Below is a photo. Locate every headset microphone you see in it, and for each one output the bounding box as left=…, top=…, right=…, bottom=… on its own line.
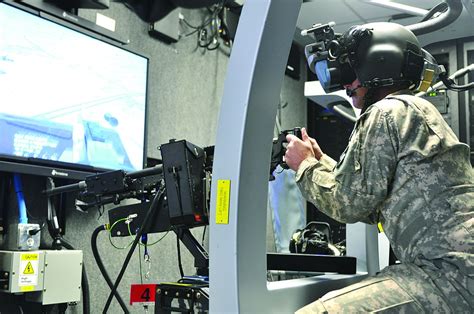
left=346, top=85, right=362, bottom=97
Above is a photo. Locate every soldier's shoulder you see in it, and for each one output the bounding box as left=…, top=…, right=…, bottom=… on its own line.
left=372, top=97, right=409, bottom=114
left=371, top=95, right=429, bottom=122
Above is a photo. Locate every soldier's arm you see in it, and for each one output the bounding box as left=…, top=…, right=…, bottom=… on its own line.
left=296, top=106, right=397, bottom=224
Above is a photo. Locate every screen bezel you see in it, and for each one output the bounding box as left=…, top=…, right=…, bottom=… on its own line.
left=0, top=0, right=149, bottom=181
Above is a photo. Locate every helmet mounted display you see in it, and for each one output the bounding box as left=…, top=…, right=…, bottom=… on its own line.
left=303, top=22, right=431, bottom=93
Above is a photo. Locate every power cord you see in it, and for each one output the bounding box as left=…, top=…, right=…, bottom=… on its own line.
left=91, top=225, right=129, bottom=313
left=45, top=178, right=90, bottom=314
left=176, top=231, right=185, bottom=278
left=102, top=186, right=166, bottom=313
left=201, top=225, right=207, bottom=247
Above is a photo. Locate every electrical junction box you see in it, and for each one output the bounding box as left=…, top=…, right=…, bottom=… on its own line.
left=3, top=223, right=41, bottom=251
left=149, top=7, right=180, bottom=43
left=27, top=250, right=83, bottom=305
left=0, top=250, right=83, bottom=305
left=0, top=250, right=45, bottom=293
left=17, top=224, right=41, bottom=250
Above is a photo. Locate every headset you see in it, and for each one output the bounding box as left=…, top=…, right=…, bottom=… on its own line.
left=302, top=22, right=447, bottom=95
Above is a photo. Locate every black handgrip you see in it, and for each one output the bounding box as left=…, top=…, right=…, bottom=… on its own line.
left=292, top=127, right=302, bottom=140
left=269, top=127, right=302, bottom=180
left=280, top=127, right=302, bottom=170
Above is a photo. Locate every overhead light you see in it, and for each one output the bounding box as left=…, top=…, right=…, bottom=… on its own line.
left=364, top=0, right=429, bottom=17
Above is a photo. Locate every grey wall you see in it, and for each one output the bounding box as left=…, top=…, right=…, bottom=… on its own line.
left=0, top=1, right=307, bottom=313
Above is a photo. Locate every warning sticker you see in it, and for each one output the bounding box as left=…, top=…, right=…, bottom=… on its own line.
left=215, top=179, right=230, bottom=224
left=19, top=253, right=39, bottom=287
left=23, top=262, right=34, bottom=274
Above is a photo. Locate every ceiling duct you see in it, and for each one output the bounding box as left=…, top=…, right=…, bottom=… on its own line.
left=405, top=0, right=463, bottom=35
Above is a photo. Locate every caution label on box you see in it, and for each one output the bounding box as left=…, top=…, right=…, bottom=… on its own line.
left=19, top=253, right=39, bottom=286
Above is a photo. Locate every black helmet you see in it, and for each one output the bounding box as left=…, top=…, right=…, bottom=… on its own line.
left=339, top=22, right=425, bottom=89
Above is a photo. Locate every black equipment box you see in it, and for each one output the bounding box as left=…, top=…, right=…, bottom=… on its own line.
left=155, top=282, right=209, bottom=314
left=160, top=140, right=208, bottom=227
left=108, top=202, right=171, bottom=237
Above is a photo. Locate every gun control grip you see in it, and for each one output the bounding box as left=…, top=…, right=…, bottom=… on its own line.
left=293, top=127, right=302, bottom=139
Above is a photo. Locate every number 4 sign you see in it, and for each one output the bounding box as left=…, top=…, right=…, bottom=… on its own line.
left=130, top=284, right=157, bottom=305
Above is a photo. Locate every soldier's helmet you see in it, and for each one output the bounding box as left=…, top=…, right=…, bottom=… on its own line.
left=334, top=22, right=425, bottom=90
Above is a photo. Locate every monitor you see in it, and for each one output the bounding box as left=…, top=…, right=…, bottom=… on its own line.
left=0, top=1, right=148, bottom=180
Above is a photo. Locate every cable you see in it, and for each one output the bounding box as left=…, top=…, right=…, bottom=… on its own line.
left=201, top=225, right=207, bottom=247
left=13, top=174, right=28, bottom=224
left=407, top=0, right=463, bottom=36
left=198, top=13, right=221, bottom=49
left=176, top=232, right=185, bottom=278
left=91, top=225, right=129, bottom=313
left=102, top=186, right=165, bottom=313
left=59, top=238, right=90, bottom=314
left=439, top=73, right=474, bottom=91
left=421, top=2, right=448, bottom=22
left=108, top=218, right=134, bottom=250
left=172, top=168, right=185, bottom=222
left=180, top=1, right=226, bottom=50
left=44, top=179, right=89, bottom=313
left=127, top=223, right=170, bottom=246
left=182, top=17, right=201, bottom=30
left=416, top=64, right=474, bottom=96
left=138, top=243, right=143, bottom=284
left=147, top=231, right=170, bottom=246
left=108, top=214, right=170, bottom=250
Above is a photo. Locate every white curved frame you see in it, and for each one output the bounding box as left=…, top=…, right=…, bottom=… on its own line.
left=209, top=1, right=378, bottom=312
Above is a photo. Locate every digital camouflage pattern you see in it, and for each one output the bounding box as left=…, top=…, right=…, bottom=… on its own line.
left=295, top=92, right=474, bottom=312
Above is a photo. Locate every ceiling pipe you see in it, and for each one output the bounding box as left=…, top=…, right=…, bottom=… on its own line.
left=361, top=0, right=464, bottom=36
left=406, top=0, right=464, bottom=35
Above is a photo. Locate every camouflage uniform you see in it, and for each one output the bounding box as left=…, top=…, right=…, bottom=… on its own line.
left=295, top=92, right=474, bottom=313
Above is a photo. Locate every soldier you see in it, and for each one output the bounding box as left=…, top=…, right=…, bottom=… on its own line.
left=285, top=22, right=473, bottom=312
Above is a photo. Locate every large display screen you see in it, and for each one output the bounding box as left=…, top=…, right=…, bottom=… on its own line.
left=0, top=2, right=148, bottom=175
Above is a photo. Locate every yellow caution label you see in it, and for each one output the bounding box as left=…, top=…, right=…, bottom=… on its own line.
left=20, top=286, right=34, bottom=292
left=23, top=262, right=35, bottom=275
left=21, top=253, right=38, bottom=261
left=215, top=179, right=230, bottom=224
left=19, top=253, right=39, bottom=287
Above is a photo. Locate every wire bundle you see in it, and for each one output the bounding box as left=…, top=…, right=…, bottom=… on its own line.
left=180, top=0, right=234, bottom=51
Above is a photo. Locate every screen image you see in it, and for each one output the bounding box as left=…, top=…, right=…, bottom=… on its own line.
left=0, top=2, right=148, bottom=173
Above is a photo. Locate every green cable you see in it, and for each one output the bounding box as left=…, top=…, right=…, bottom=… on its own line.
left=148, top=231, right=170, bottom=246
left=108, top=217, right=134, bottom=250
left=108, top=216, right=170, bottom=250
left=127, top=222, right=170, bottom=247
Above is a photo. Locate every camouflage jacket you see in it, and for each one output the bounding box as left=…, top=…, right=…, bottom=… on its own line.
left=296, top=92, right=473, bottom=300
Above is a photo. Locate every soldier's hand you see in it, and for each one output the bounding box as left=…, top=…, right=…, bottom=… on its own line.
left=285, top=127, right=315, bottom=171
left=305, top=129, right=323, bottom=160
